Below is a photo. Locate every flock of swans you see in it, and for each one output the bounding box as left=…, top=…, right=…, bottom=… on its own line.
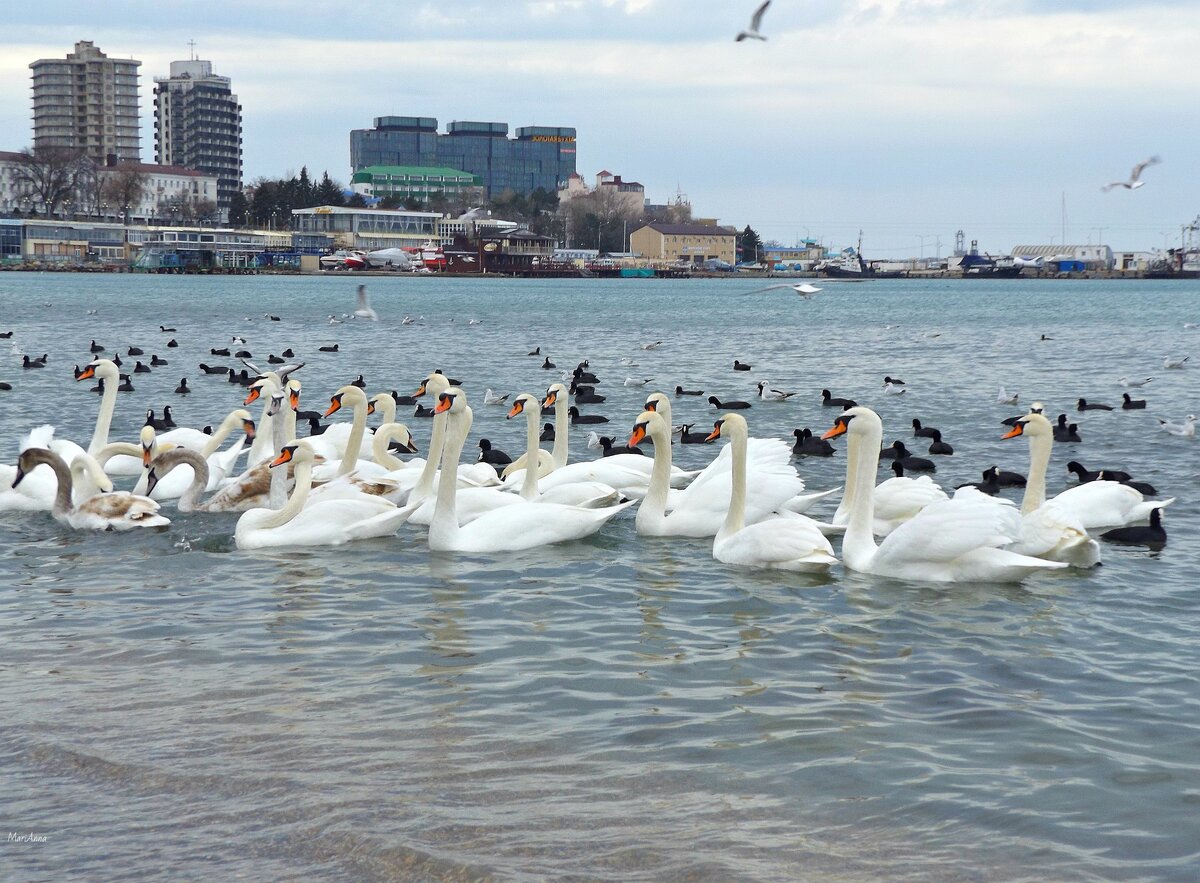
left=0, top=341, right=1179, bottom=583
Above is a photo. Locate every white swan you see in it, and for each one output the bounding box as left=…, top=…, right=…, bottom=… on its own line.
left=1002, top=412, right=1174, bottom=529
left=0, top=425, right=113, bottom=511
left=507, top=394, right=620, bottom=507
left=242, top=375, right=281, bottom=467
left=629, top=409, right=802, bottom=537
left=72, top=358, right=133, bottom=471
left=234, top=440, right=412, bottom=550
left=831, top=469, right=947, bottom=536
left=14, top=448, right=169, bottom=530
left=426, top=389, right=631, bottom=552
left=141, top=410, right=255, bottom=499
left=824, top=407, right=1065, bottom=582
left=314, top=385, right=382, bottom=481
left=709, top=414, right=836, bottom=571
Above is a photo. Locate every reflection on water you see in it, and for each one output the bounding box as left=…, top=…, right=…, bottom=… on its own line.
left=2, top=273, right=1198, bottom=880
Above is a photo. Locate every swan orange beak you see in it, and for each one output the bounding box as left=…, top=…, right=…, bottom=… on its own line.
left=821, top=422, right=848, bottom=441
left=244, top=386, right=261, bottom=405
left=414, top=381, right=428, bottom=397
left=324, top=395, right=343, bottom=417
left=434, top=396, right=454, bottom=414
left=77, top=364, right=96, bottom=381
left=141, top=442, right=153, bottom=467
left=242, top=419, right=256, bottom=439
left=628, top=424, right=647, bottom=447
left=1001, top=424, right=1024, bottom=439
left=542, top=390, right=558, bottom=410
left=288, top=389, right=300, bottom=411
left=507, top=400, right=525, bottom=419
left=645, top=399, right=658, bottom=412
left=704, top=420, right=724, bottom=443
left=270, top=446, right=295, bottom=468
left=366, top=401, right=376, bottom=415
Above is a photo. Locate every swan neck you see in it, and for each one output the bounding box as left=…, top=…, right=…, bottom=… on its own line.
left=411, top=411, right=447, bottom=505
left=372, top=425, right=404, bottom=471
left=642, top=419, right=673, bottom=518
left=175, top=450, right=209, bottom=512
left=258, top=460, right=312, bottom=529
left=268, top=415, right=288, bottom=508
left=431, top=407, right=471, bottom=543
left=1022, top=431, right=1051, bottom=514
left=337, top=397, right=367, bottom=477
left=521, top=404, right=540, bottom=501
left=721, top=427, right=747, bottom=536
left=843, top=422, right=881, bottom=570
left=94, top=441, right=140, bottom=468
left=89, top=371, right=118, bottom=455
left=201, top=411, right=238, bottom=457
left=247, top=396, right=275, bottom=464
left=552, top=395, right=568, bottom=469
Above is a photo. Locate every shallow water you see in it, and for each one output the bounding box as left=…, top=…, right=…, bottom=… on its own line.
left=1, top=272, right=1197, bottom=880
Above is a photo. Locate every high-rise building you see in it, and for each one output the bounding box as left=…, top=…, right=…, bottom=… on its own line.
left=30, top=41, right=141, bottom=162
left=154, top=58, right=243, bottom=217
left=350, top=117, right=576, bottom=199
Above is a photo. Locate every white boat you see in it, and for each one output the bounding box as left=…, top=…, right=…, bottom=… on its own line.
left=365, top=248, right=414, bottom=270
left=319, top=249, right=366, bottom=270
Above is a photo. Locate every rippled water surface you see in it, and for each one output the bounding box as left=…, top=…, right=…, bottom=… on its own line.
left=2, top=272, right=1198, bottom=880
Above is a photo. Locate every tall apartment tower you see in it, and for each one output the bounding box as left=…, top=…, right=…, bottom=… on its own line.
left=154, top=58, right=243, bottom=215
left=30, top=41, right=141, bottom=162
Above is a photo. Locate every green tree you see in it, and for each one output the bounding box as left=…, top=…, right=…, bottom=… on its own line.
left=228, top=189, right=249, bottom=226
left=737, top=225, right=764, bottom=263
left=314, top=171, right=344, bottom=206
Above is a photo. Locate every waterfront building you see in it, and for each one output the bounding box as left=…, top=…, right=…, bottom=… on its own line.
left=153, top=57, right=243, bottom=220
left=30, top=41, right=141, bottom=162
left=1011, top=244, right=1114, bottom=271
left=291, top=205, right=441, bottom=251
left=350, top=117, right=576, bottom=198
left=102, top=161, right=219, bottom=223
left=629, top=222, right=737, bottom=265
left=350, top=165, right=482, bottom=204
left=558, top=170, right=645, bottom=217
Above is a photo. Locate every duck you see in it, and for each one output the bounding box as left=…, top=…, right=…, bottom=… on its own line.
left=159, top=325, right=176, bottom=333
left=572, top=384, right=606, bottom=404
left=426, top=390, right=630, bottom=552
left=821, top=389, right=856, bottom=408
left=199, top=363, right=229, bottom=375
left=679, top=424, right=714, bottom=445
left=1158, top=414, right=1196, bottom=437
left=1101, top=508, right=1166, bottom=547
left=1003, top=413, right=1173, bottom=530
left=823, top=408, right=1065, bottom=581
left=133, top=360, right=151, bottom=374
left=1053, top=415, right=1081, bottom=443
left=757, top=380, right=796, bottom=401
left=175, top=377, right=190, bottom=395
left=477, top=438, right=512, bottom=467
left=568, top=406, right=608, bottom=425
left=926, top=429, right=953, bottom=455
left=117, top=374, right=135, bottom=392
left=733, top=360, right=752, bottom=371
left=911, top=418, right=938, bottom=438
left=21, top=355, right=45, bottom=369
left=211, top=347, right=230, bottom=356
left=791, top=428, right=835, bottom=457
left=89, top=340, right=105, bottom=353
left=267, top=354, right=285, bottom=364
left=707, top=395, right=751, bottom=410
left=985, top=465, right=1027, bottom=488
left=166, top=338, right=178, bottom=348
left=706, top=414, right=836, bottom=572
left=1067, top=460, right=1130, bottom=484
left=413, top=403, right=435, bottom=418
left=527, top=346, right=541, bottom=356
left=1121, top=393, right=1146, bottom=410
left=883, top=376, right=905, bottom=386
left=350, top=374, right=367, bottom=390
left=542, top=357, right=557, bottom=370
left=13, top=448, right=169, bottom=530
left=573, top=365, right=600, bottom=385
left=540, top=422, right=555, bottom=442
left=1077, top=398, right=1113, bottom=411
left=127, top=345, right=144, bottom=356
left=675, top=385, right=704, bottom=396
left=234, top=441, right=411, bottom=550
left=144, top=408, right=171, bottom=431
left=1101, top=473, right=1157, bottom=496
left=319, top=344, right=339, bottom=353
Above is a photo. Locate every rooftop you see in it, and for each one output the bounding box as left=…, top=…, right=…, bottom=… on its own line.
left=637, top=223, right=735, bottom=237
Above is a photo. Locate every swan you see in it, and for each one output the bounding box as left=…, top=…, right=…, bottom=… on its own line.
left=823, top=407, right=1065, bottom=582
left=708, top=414, right=836, bottom=571
left=629, top=409, right=802, bottom=537
left=426, top=389, right=631, bottom=552
left=507, top=394, right=620, bottom=508
left=0, top=425, right=114, bottom=511
left=75, top=358, right=122, bottom=460
left=141, top=409, right=255, bottom=499
left=315, top=385, right=383, bottom=481
left=242, top=375, right=282, bottom=466
left=985, top=413, right=1101, bottom=567
left=1002, top=412, right=1174, bottom=529
left=14, top=448, right=170, bottom=530
left=234, top=441, right=412, bottom=550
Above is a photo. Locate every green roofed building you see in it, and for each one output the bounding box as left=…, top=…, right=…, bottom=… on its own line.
left=350, top=165, right=482, bottom=202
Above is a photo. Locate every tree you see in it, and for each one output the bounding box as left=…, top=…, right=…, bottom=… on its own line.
left=101, top=167, right=149, bottom=223
left=228, top=190, right=249, bottom=226
left=346, top=192, right=367, bottom=208
left=737, top=225, right=764, bottom=263
left=314, top=171, right=344, bottom=207
left=12, top=147, right=85, bottom=217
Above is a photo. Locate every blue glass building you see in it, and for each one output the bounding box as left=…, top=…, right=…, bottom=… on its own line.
left=350, top=117, right=577, bottom=199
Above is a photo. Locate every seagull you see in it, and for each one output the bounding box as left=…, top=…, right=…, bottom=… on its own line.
left=641, top=340, right=663, bottom=350
left=736, top=0, right=771, bottom=41
left=624, top=377, right=652, bottom=387
left=468, top=318, right=482, bottom=326
left=746, top=282, right=822, bottom=298
left=1163, top=355, right=1189, bottom=369
left=997, top=385, right=1019, bottom=405
left=1101, top=156, right=1161, bottom=192
left=1184, top=323, right=1199, bottom=330
left=328, top=314, right=343, bottom=324
left=619, top=357, right=639, bottom=367
left=586, top=430, right=602, bottom=449
left=353, top=284, right=379, bottom=321
left=1158, top=415, right=1196, bottom=437
left=1119, top=376, right=1153, bottom=387
left=882, top=382, right=906, bottom=396
left=401, top=315, right=415, bottom=325
left=756, top=380, right=796, bottom=401
left=483, top=388, right=509, bottom=405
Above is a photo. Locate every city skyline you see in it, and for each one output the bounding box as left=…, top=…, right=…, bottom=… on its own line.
left=1, top=1, right=1196, bottom=253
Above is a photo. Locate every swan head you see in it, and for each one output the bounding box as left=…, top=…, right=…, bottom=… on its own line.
left=628, top=409, right=667, bottom=448
left=644, top=391, right=669, bottom=414
left=13, top=448, right=59, bottom=488
left=1001, top=411, right=1051, bottom=440
left=366, top=392, right=392, bottom=416
left=821, top=406, right=881, bottom=441
left=270, top=439, right=314, bottom=469
left=77, top=358, right=118, bottom=382
left=541, top=382, right=567, bottom=411
left=266, top=391, right=286, bottom=418
left=507, top=393, right=539, bottom=419
left=434, top=387, right=467, bottom=415
left=325, top=384, right=367, bottom=417
left=286, top=380, right=302, bottom=411
left=705, top=412, right=748, bottom=442
left=140, top=424, right=157, bottom=467
left=416, top=371, right=451, bottom=399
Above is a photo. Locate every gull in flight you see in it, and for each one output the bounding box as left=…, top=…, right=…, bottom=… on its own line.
left=1101, top=156, right=1161, bottom=192
left=736, top=0, right=771, bottom=41
left=353, top=284, right=378, bottom=321
left=746, top=282, right=822, bottom=298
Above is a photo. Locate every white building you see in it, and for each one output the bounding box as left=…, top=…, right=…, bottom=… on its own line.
left=1011, top=244, right=1114, bottom=270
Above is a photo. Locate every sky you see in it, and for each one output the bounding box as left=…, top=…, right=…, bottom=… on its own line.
left=2, top=0, right=1197, bottom=255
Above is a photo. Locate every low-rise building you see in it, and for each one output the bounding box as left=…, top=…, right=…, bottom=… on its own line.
left=630, top=222, right=736, bottom=265
left=1011, top=244, right=1114, bottom=271
left=291, top=205, right=441, bottom=250
left=350, top=165, right=482, bottom=203
left=559, top=170, right=645, bottom=217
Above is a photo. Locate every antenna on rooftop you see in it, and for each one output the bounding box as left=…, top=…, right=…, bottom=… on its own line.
left=187, top=39, right=197, bottom=61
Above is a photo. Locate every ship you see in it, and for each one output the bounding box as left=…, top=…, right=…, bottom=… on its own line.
left=816, top=233, right=904, bottom=278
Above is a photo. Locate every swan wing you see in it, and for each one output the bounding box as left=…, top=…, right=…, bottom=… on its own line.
left=1014, top=505, right=1102, bottom=567
left=443, top=499, right=633, bottom=553
left=715, top=513, right=837, bottom=571
left=1049, top=481, right=1174, bottom=528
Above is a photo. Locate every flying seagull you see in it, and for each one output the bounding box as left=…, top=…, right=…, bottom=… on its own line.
left=1101, top=156, right=1161, bottom=192
left=746, top=282, right=823, bottom=298
left=353, top=284, right=378, bottom=321
left=736, top=0, right=771, bottom=41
